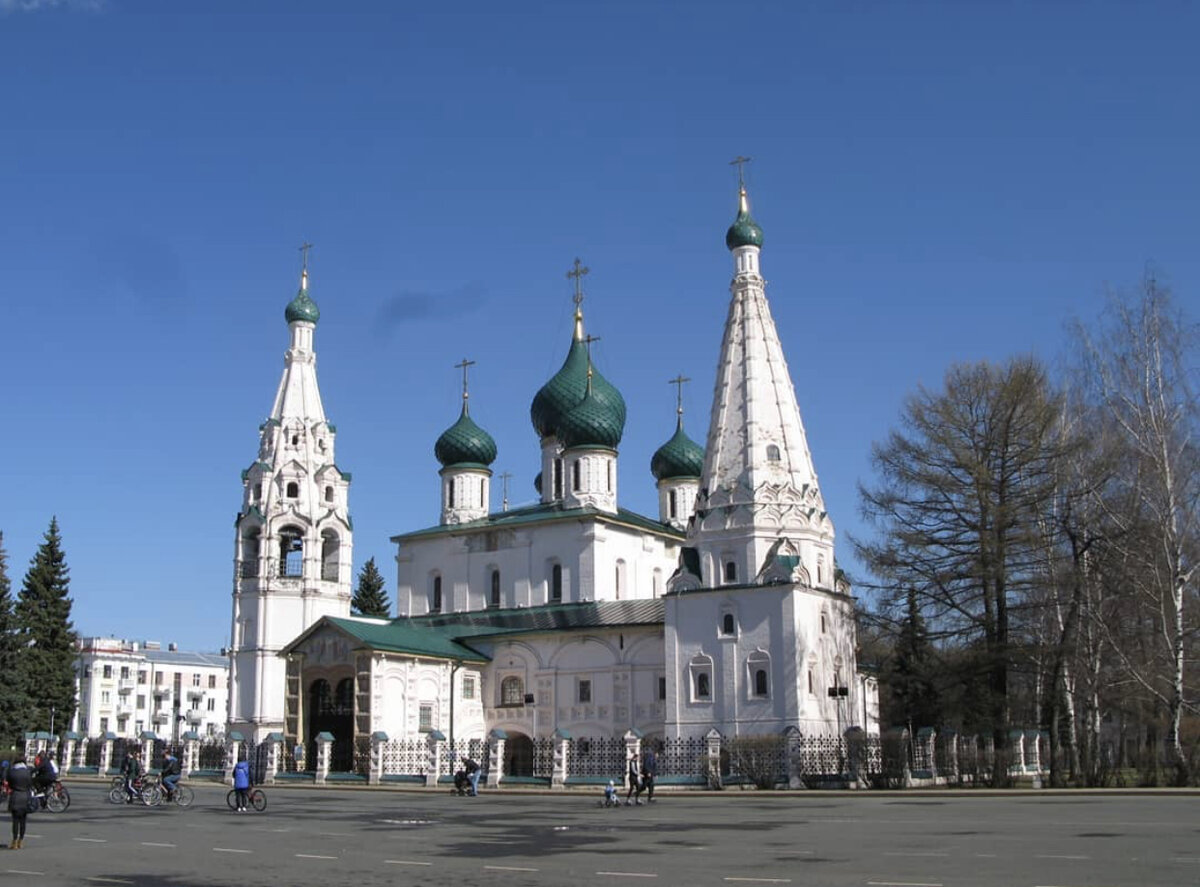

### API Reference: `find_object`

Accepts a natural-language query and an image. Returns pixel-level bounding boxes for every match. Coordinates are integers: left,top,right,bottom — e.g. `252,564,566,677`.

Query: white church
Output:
227,179,878,777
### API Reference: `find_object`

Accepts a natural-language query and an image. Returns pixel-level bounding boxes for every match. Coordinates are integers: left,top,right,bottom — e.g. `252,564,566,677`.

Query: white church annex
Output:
228,179,879,779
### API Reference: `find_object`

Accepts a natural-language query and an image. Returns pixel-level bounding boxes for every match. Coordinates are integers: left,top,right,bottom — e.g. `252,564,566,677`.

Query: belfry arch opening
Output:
279,525,304,577
320,529,340,581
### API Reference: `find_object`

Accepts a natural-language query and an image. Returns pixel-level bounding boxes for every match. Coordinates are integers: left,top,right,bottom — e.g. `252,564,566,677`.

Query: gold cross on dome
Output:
299,241,313,272
454,358,476,402
566,257,590,311
669,374,691,415
729,155,752,188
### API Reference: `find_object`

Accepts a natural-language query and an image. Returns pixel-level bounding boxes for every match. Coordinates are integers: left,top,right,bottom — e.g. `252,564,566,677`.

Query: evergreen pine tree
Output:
16,518,79,735
0,531,30,746
887,587,941,730
352,557,391,618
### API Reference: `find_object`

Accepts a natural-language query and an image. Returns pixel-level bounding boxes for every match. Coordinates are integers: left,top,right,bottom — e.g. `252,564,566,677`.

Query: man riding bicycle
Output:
160,752,181,799
31,753,58,794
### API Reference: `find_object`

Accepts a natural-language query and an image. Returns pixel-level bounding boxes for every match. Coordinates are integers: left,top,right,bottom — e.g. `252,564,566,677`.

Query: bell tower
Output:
228,249,353,741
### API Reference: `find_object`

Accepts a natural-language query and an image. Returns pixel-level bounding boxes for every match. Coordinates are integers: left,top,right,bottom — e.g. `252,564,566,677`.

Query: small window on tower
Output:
572,460,581,492
766,444,781,462
490,569,501,608
724,561,737,583
324,486,333,502
286,481,299,499
291,435,299,446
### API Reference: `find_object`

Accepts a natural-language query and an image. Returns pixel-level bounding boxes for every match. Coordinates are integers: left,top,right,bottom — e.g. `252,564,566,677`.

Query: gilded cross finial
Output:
499,471,513,512
566,257,589,311
729,156,752,190
454,358,476,408
669,374,691,417
582,334,601,389
299,241,313,289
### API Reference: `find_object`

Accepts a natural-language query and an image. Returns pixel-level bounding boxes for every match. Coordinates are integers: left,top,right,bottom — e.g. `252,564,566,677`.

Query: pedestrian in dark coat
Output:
5,756,33,849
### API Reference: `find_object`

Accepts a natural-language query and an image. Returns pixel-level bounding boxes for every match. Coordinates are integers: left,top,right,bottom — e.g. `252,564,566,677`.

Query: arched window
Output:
669,489,677,519
755,668,769,697
551,564,562,602
820,610,828,634
553,459,563,499
324,485,333,502
431,575,442,612
490,569,501,608
689,655,713,703
239,529,261,579
615,560,626,600
724,561,737,583
817,554,825,585
447,477,456,507
286,481,299,499
279,525,304,577
766,444,781,462
607,460,613,492
501,676,524,706
696,672,710,699
721,613,735,635
320,529,339,581
807,669,814,694
572,459,581,492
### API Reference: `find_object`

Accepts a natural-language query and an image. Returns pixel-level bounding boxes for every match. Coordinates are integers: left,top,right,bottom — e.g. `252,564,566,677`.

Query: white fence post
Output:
314,732,333,785
487,729,506,789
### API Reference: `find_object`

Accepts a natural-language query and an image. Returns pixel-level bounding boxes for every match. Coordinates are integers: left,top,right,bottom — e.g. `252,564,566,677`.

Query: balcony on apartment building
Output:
185,709,203,724
117,679,136,694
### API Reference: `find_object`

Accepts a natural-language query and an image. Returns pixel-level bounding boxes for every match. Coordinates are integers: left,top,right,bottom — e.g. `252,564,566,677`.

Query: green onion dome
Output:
285,276,321,325
725,187,763,251
557,385,624,450
530,337,626,440
651,418,705,480
434,406,497,468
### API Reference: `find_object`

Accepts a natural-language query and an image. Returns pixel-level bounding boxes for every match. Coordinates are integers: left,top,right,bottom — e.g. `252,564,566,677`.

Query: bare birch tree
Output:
1072,277,1199,782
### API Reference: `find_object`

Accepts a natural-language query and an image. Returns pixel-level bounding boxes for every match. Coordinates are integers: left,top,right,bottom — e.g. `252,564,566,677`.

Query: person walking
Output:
641,747,658,802
464,758,481,797
625,751,643,806
232,754,252,812
5,755,33,849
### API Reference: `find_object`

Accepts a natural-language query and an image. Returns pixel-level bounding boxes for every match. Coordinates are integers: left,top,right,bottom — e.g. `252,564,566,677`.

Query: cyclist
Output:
121,749,142,804
160,752,181,801
232,754,252,812
32,753,59,795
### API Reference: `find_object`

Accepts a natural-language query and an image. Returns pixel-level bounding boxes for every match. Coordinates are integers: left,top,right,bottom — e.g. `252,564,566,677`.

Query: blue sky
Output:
1,1,1196,652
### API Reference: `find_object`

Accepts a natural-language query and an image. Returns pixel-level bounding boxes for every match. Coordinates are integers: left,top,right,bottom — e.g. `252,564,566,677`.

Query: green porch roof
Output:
298,616,490,663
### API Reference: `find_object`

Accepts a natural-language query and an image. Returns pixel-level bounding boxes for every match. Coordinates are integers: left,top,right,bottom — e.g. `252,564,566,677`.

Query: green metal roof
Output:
530,336,625,440
435,405,498,467
390,501,684,543
285,285,321,325
420,599,665,638
310,617,490,663
725,187,764,250
650,417,704,480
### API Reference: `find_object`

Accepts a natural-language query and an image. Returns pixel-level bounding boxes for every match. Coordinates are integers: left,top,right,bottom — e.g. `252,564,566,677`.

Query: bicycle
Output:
108,774,158,806
152,778,194,808
225,787,267,812
30,780,71,813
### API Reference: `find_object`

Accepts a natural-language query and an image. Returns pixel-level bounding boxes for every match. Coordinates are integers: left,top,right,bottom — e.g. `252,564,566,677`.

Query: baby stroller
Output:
598,779,620,808
453,769,470,796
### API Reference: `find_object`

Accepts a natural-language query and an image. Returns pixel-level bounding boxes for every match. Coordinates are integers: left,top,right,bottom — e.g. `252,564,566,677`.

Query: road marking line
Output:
724,879,792,884
213,848,252,854
485,865,540,872
884,852,949,857
1036,855,1090,860
597,873,658,879
316,832,350,837
297,854,338,860
74,838,107,843
385,860,433,866
141,842,176,848
974,853,998,857
6,871,44,876
86,880,133,885
867,882,943,887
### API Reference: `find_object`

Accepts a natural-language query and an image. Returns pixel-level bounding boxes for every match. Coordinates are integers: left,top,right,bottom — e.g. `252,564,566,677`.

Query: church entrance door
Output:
504,733,534,777
307,677,355,771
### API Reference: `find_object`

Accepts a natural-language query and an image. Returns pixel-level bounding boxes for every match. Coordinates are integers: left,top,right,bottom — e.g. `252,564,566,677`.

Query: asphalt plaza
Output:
4,782,1198,886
